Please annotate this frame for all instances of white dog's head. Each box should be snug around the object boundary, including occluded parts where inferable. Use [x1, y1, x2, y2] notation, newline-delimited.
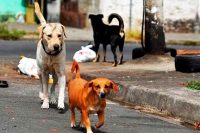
[39, 23, 67, 55]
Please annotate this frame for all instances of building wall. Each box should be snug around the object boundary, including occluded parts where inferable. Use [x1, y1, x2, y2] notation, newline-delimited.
[0, 0, 26, 22]
[85, 0, 200, 33]
[47, 0, 61, 22]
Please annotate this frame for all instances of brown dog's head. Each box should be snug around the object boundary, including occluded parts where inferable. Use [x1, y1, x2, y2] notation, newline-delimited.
[39, 23, 67, 55]
[85, 78, 119, 99]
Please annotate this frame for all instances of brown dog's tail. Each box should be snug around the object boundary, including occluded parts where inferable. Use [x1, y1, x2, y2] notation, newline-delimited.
[34, 2, 46, 26]
[108, 13, 125, 38]
[71, 61, 81, 78]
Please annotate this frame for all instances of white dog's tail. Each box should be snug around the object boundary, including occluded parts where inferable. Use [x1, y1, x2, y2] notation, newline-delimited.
[34, 2, 46, 26]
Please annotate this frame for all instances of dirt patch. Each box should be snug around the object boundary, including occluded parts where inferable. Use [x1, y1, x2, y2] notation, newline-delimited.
[0, 59, 38, 84]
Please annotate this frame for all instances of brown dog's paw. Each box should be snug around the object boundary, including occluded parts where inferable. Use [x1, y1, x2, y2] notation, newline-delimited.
[95, 122, 104, 128]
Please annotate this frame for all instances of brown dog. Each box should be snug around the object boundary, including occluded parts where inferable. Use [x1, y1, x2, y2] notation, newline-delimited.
[67, 61, 119, 133]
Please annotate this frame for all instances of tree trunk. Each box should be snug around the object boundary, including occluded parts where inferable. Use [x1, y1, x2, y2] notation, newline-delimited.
[144, 0, 166, 54]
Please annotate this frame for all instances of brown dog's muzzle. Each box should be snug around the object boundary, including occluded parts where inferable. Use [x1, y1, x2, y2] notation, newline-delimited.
[99, 92, 106, 98]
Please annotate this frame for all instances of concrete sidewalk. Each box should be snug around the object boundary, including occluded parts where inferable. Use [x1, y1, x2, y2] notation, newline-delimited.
[7, 23, 200, 44]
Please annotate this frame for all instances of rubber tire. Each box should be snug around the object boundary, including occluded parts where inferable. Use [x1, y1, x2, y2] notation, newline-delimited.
[132, 48, 145, 59]
[175, 54, 200, 73]
[165, 48, 177, 57]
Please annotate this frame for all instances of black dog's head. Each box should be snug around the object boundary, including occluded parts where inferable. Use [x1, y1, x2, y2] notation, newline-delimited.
[89, 14, 104, 28]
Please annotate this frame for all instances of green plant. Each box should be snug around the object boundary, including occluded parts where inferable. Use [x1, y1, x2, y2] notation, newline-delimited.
[0, 24, 26, 40]
[186, 80, 200, 90]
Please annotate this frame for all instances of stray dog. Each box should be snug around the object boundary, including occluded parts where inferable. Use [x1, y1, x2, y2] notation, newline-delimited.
[89, 13, 125, 66]
[68, 61, 119, 133]
[35, 2, 67, 109]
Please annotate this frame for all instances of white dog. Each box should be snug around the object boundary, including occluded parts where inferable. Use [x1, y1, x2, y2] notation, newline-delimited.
[35, 2, 67, 109]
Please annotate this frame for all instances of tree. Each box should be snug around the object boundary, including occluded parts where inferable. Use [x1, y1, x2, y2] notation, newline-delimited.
[142, 0, 166, 55]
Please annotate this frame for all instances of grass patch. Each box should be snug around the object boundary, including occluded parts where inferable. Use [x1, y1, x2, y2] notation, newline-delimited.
[186, 80, 200, 90]
[0, 24, 26, 40]
[126, 30, 142, 41]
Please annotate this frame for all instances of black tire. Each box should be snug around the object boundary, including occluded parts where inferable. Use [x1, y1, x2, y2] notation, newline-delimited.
[132, 48, 145, 59]
[175, 55, 200, 73]
[165, 48, 177, 57]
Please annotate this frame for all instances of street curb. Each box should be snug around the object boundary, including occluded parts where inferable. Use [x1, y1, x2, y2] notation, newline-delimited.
[82, 73, 200, 123]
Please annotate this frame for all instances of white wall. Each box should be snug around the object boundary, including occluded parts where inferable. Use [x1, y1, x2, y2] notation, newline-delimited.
[47, 0, 61, 22]
[98, 0, 200, 31]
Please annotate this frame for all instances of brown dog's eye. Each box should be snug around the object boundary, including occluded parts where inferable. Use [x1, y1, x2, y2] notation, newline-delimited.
[58, 34, 62, 38]
[95, 85, 100, 89]
[47, 34, 52, 38]
[105, 85, 109, 88]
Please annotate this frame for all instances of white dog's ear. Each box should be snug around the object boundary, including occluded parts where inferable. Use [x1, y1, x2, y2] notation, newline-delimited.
[38, 25, 45, 39]
[61, 25, 67, 38]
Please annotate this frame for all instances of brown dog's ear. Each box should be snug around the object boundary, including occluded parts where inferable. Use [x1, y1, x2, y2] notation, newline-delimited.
[110, 81, 119, 92]
[84, 81, 93, 89]
[61, 25, 67, 38]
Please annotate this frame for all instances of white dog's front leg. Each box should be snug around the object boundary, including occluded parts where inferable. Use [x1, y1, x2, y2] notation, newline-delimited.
[57, 75, 65, 109]
[50, 74, 58, 105]
[41, 72, 49, 109]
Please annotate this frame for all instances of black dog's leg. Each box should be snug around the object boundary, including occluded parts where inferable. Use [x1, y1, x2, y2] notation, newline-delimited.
[93, 42, 100, 62]
[118, 42, 124, 65]
[102, 44, 107, 62]
[111, 46, 117, 67]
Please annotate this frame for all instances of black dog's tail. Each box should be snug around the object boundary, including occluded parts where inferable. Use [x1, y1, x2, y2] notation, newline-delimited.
[108, 13, 125, 37]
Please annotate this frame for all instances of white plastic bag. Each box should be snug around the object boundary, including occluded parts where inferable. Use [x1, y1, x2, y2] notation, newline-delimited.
[18, 57, 39, 79]
[73, 45, 96, 62]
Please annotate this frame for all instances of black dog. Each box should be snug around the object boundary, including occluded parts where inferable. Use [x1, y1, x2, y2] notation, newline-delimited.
[89, 13, 125, 66]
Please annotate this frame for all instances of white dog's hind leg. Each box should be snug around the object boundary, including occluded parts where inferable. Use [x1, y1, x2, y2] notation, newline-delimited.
[41, 72, 49, 109]
[50, 74, 58, 105]
[57, 75, 65, 109]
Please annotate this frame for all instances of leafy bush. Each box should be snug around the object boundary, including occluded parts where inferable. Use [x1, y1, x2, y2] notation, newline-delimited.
[0, 24, 26, 40]
[186, 80, 200, 90]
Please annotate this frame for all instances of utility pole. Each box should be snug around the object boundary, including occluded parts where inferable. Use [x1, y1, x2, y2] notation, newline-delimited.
[129, 0, 133, 30]
[144, 0, 166, 54]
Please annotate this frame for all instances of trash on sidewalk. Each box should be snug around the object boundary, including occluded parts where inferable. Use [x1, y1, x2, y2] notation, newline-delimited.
[18, 57, 39, 79]
[0, 80, 8, 88]
[73, 44, 96, 62]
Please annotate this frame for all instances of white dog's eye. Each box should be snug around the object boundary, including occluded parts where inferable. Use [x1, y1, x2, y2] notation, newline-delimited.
[47, 34, 52, 38]
[58, 34, 62, 38]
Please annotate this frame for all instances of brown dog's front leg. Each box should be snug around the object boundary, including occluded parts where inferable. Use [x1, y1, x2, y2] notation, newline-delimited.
[95, 110, 105, 128]
[82, 110, 93, 133]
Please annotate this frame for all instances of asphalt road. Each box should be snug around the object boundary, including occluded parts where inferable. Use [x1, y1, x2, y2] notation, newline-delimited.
[1, 39, 200, 60]
[0, 80, 198, 133]
[0, 40, 200, 133]
[0, 40, 137, 61]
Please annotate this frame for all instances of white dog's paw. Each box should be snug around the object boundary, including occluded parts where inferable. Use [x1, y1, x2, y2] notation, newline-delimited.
[41, 100, 49, 109]
[39, 92, 44, 101]
[57, 101, 65, 110]
[49, 95, 57, 105]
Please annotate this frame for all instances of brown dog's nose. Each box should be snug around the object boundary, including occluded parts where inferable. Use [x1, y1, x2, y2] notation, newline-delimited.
[99, 92, 106, 98]
[54, 44, 59, 51]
